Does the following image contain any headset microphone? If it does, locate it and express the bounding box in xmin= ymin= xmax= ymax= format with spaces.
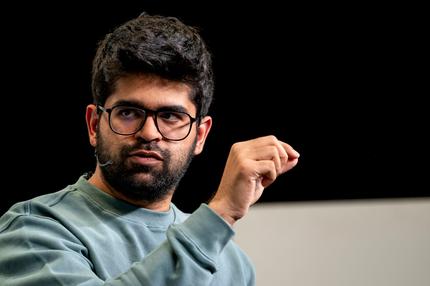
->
xmin=95 ymin=151 xmax=113 ymax=166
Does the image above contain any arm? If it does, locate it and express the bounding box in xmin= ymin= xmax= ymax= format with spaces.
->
xmin=0 ymin=205 xmax=236 ymax=286
xmin=118 ymin=205 xmax=236 ymax=285
xmin=209 ymin=135 xmax=300 ymax=225
xmin=107 ymin=205 xmax=236 ymax=285
xmin=0 ymin=135 xmax=294 ymax=285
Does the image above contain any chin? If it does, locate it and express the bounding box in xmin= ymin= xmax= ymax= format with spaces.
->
xmin=130 ymin=172 xmax=156 ymax=183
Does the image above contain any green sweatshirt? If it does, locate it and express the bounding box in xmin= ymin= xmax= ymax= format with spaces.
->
xmin=0 ymin=176 xmax=255 ymax=285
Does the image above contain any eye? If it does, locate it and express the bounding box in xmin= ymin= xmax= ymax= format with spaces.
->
xmin=114 ymin=107 xmax=142 ymax=120
xmin=158 ymin=111 xmax=185 ymax=122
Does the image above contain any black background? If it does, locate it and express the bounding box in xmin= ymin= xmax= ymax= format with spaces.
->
xmin=1 ymin=2 xmax=427 ymax=214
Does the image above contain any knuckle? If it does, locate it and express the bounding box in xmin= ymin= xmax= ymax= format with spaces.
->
xmin=266 ymin=135 xmax=277 ymax=142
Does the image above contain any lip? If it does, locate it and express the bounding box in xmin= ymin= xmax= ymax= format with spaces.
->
xmin=128 ymin=150 xmax=164 ymax=161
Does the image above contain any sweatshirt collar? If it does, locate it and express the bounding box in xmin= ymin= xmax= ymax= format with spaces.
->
xmin=75 ymin=175 xmax=178 ymax=228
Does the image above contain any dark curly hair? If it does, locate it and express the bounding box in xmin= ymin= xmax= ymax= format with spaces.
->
xmin=92 ymin=13 xmax=214 ymax=118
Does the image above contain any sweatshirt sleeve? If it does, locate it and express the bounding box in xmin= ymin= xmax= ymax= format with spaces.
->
xmin=0 ymin=204 xmax=240 ymax=286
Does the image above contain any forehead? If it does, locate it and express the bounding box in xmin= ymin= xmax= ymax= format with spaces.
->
xmin=106 ymin=74 xmax=196 ymax=113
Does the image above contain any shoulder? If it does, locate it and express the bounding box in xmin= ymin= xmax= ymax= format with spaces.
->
xmin=0 ymin=184 xmax=79 ymax=233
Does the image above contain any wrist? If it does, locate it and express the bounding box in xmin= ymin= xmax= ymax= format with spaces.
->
xmin=208 ymin=201 xmax=241 ymax=226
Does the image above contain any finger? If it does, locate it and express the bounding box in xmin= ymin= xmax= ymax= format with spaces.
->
xmin=283 ymin=157 xmax=299 ymax=173
xmin=260 ymin=138 xmax=294 ymax=175
xmin=257 ymin=136 xmax=294 ymax=166
xmin=254 ymin=160 xmax=277 ymax=188
xmin=280 ymin=142 xmax=300 ymax=160
xmin=276 ymin=142 xmax=300 ymax=173
xmin=249 ymin=145 xmax=282 ymax=175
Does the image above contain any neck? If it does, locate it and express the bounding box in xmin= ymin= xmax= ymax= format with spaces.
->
xmin=88 ymin=167 xmax=173 ymax=212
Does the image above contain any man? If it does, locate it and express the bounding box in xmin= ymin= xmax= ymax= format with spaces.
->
xmin=0 ymin=13 xmax=299 ymax=285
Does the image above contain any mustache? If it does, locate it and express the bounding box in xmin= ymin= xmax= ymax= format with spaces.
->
xmin=120 ymin=142 xmax=168 ymax=158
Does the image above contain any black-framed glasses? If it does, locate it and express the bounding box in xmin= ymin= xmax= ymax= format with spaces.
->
xmin=97 ymin=105 xmax=197 ymax=141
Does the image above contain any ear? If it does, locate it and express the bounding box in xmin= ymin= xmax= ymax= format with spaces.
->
xmin=194 ymin=115 xmax=212 ymax=155
xmin=86 ymin=104 xmax=98 ymax=147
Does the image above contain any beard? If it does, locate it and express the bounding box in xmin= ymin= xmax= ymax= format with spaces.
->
xmin=95 ymin=131 xmax=196 ymax=203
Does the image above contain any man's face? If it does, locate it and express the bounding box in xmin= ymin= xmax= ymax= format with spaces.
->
xmin=94 ymin=75 xmax=200 ymax=203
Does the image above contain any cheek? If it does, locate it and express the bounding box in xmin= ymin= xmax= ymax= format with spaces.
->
xmin=97 ymin=129 xmax=123 ymax=152
xmin=168 ymin=142 xmax=194 ymax=161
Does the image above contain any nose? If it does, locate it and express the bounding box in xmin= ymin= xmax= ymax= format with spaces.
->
xmin=134 ymin=114 xmax=162 ymax=141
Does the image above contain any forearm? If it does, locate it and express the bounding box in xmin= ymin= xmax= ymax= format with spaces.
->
xmin=106 ymin=204 xmax=234 ymax=285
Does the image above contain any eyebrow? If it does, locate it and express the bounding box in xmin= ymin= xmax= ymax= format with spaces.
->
xmin=111 ymin=100 xmax=190 ymax=114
